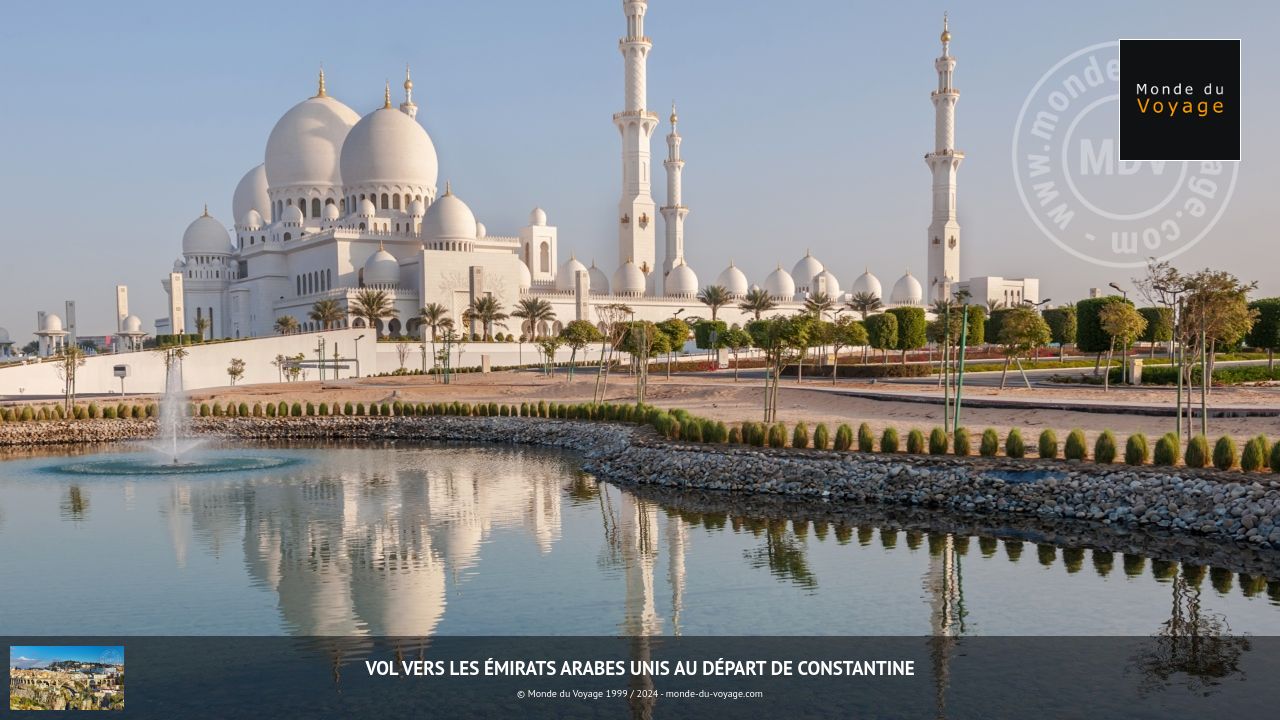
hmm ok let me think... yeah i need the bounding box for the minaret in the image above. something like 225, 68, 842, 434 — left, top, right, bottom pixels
660, 101, 688, 291
614, 0, 658, 291
400, 65, 418, 119
926, 13, 963, 303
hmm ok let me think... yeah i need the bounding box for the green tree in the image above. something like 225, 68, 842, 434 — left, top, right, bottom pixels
697, 285, 731, 322
463, 295, 509, 341
738, 287, 776, 320
352, 288, 398, 336
1246, 298, 1280, 371
226, 357, 245, 386
864, 313, 898, 364
828, 316, 868, 383
273, 315, 299, 335
308, 299, 343, 330
747, 315, 808, 421
846, 291, 882, 320
1042, 304, 1076, 360
887, 307, 927, 364
1099, 302, 1147, 392
559, 320, 603, 380
194, 315, 212, 341
720, 325, 753, 381
1137, 307, 1174, 358
656, 317, 690, 378
997, 306, 1052, 389
1076, 296, 1129, 369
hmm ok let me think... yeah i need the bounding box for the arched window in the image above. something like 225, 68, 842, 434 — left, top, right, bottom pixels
311, 198, 321, 217
283, 233, 292, 242
539, 242, 550, 273
358, 223, 366, 231
297, 197, 305, 213
327, 268, 332, 289
286, 198, 292, 206
392, 194, 401, 210
380, 193, 389, 209
340, 198, 347, 214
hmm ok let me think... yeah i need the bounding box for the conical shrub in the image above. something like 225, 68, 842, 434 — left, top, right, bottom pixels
1153, 433, 1179, 466
1038, 429, 1058, 459
906, 429, 925, 454
953, 427, 971, 456
1241, 436, 1266, 472
813, 424, 830, 450
1125, 433, 1149, 466
834, 424, 854, 451
1094, 430, 1117, 464
979, 428, 999, 457
880, 427, 899, 453
1064, 429, 1088, 460
1005, 429, 1025, 458
928, 427, 948, 455
1185, 435, 1209, 468
1213, 436, 1237, 471
857, 423, 875, 453
792, 422, 809, 449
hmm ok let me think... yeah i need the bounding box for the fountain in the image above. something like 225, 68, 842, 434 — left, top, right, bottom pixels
49, 346, 296, 477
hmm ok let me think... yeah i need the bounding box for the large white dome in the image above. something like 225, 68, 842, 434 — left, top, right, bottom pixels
791, 251, 825, 291
363, 246, 400, 286
763, 265, 796, 300
890, 271, 923, 305
665, 262, 699, 298
182, 211, 231, 255
588, 261, 610, 295
612, 260, 646, 296
339, 106, 438, 195
422, 190, 477, 242
557, 256, 588, 292
264, 94, 360, 191
814, 269, 841, 297
850, 268, 882, 299
233, 164, 271, 225
715, 262, 749, 297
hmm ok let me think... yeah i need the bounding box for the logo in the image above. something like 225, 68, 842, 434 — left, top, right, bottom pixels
1012, 41, 1238, 269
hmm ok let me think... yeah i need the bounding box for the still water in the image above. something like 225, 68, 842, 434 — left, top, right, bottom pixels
0, 441, 1277, 637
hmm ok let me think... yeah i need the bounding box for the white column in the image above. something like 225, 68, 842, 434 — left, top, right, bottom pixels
925, 14, 963, 304
615, 0, 658, 289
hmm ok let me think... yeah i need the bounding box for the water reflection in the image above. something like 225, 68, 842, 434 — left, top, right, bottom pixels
59, 485, 89, 521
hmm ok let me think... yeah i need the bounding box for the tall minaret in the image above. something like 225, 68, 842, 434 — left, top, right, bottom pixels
615, 0, 659, 291
400, 64, 418, 119
926, 13, 963, 304
660, 101, 688, 291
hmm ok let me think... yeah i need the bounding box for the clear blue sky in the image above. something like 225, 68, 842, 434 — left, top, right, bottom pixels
10, 646, 124, 667
0, 0, 1274, 340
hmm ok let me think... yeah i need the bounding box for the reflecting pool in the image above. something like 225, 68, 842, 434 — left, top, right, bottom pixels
1, 441, 1277, 637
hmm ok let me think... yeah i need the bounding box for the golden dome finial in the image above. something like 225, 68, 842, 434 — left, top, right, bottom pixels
202, 203, 209, 217
404, 64, 413, 92
383, 80, 392, 109
444, 180, 452, 196
941, 12, 951, 44
670, 100, 678, 125
316, 64, 327, 98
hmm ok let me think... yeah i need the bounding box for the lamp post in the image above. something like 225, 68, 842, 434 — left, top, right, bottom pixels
353, 334, 365, 378
1109, 283, 1130, 384
316, 337, 326, 382
1153, 280, 1188, 442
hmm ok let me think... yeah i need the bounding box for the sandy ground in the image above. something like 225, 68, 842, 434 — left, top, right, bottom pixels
169, 368, 1280, 444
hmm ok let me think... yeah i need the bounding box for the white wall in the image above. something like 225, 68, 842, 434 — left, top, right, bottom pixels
373, 340, 601, 375
0, 329, 375, 397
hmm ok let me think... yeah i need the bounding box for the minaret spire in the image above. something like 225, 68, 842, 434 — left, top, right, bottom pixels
926, 13, 963, 303
383, 80, 392, 109
660, 99, 688, 290
400, 64, 418, 119
315, 65, 327, 98
614, 0, 658, 293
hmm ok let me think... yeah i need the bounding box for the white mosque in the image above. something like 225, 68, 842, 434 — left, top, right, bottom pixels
155, 4, 1037, 343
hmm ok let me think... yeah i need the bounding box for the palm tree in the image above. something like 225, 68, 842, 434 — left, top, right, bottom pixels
309, 299, 343, 330
273, 315, 299, 335
512, 297, 556, 340
697, 285, 731, 322
739, 287, 776, 320
463, 295, 509, 341
352, 289, 398, 336
804, 292, 835, 321
986, 298, 1005, 312
416, 303, 450, 341
846, 291, 882, 320
194, 316, 211, 341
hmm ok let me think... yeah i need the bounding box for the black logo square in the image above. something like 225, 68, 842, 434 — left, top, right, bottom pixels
1120, 39, 1240, 161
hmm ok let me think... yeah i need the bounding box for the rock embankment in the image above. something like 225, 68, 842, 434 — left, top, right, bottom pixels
2, 417, 1277, 550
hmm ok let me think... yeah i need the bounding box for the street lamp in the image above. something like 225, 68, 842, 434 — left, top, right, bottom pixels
1153, 280, 1190, 441
354, 334, 366, 378
1108, 282, 1127, 301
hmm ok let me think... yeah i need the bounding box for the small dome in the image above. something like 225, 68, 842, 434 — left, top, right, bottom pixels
182, 211, 232, 255
339, 105, 438, 194
665, 262, 699, 298
322, 202, 340, 221
264, 94, 360, 190
612, 260, 646, 296
516, 258, 533, 289
40, 314, 64, 333
240, 209, 264, 230
763, 265, 796, 300
408, 199, 426, 217
850, 268, 882, 299
814, 269, 841, 297
363, 246, 400, 286
357, 197, 376, 217
233, 164, 271, 225
715, 262, 749, 297
557, 255, 588, 292
123, 315, 143, 333
530, 207, 547, 226
588, 262, 610, 295
890, 270, 923, 305
281, 204, 304, 225
791, 250, 825, 292
422, 190, 477, 243
475, 221, 487, 238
